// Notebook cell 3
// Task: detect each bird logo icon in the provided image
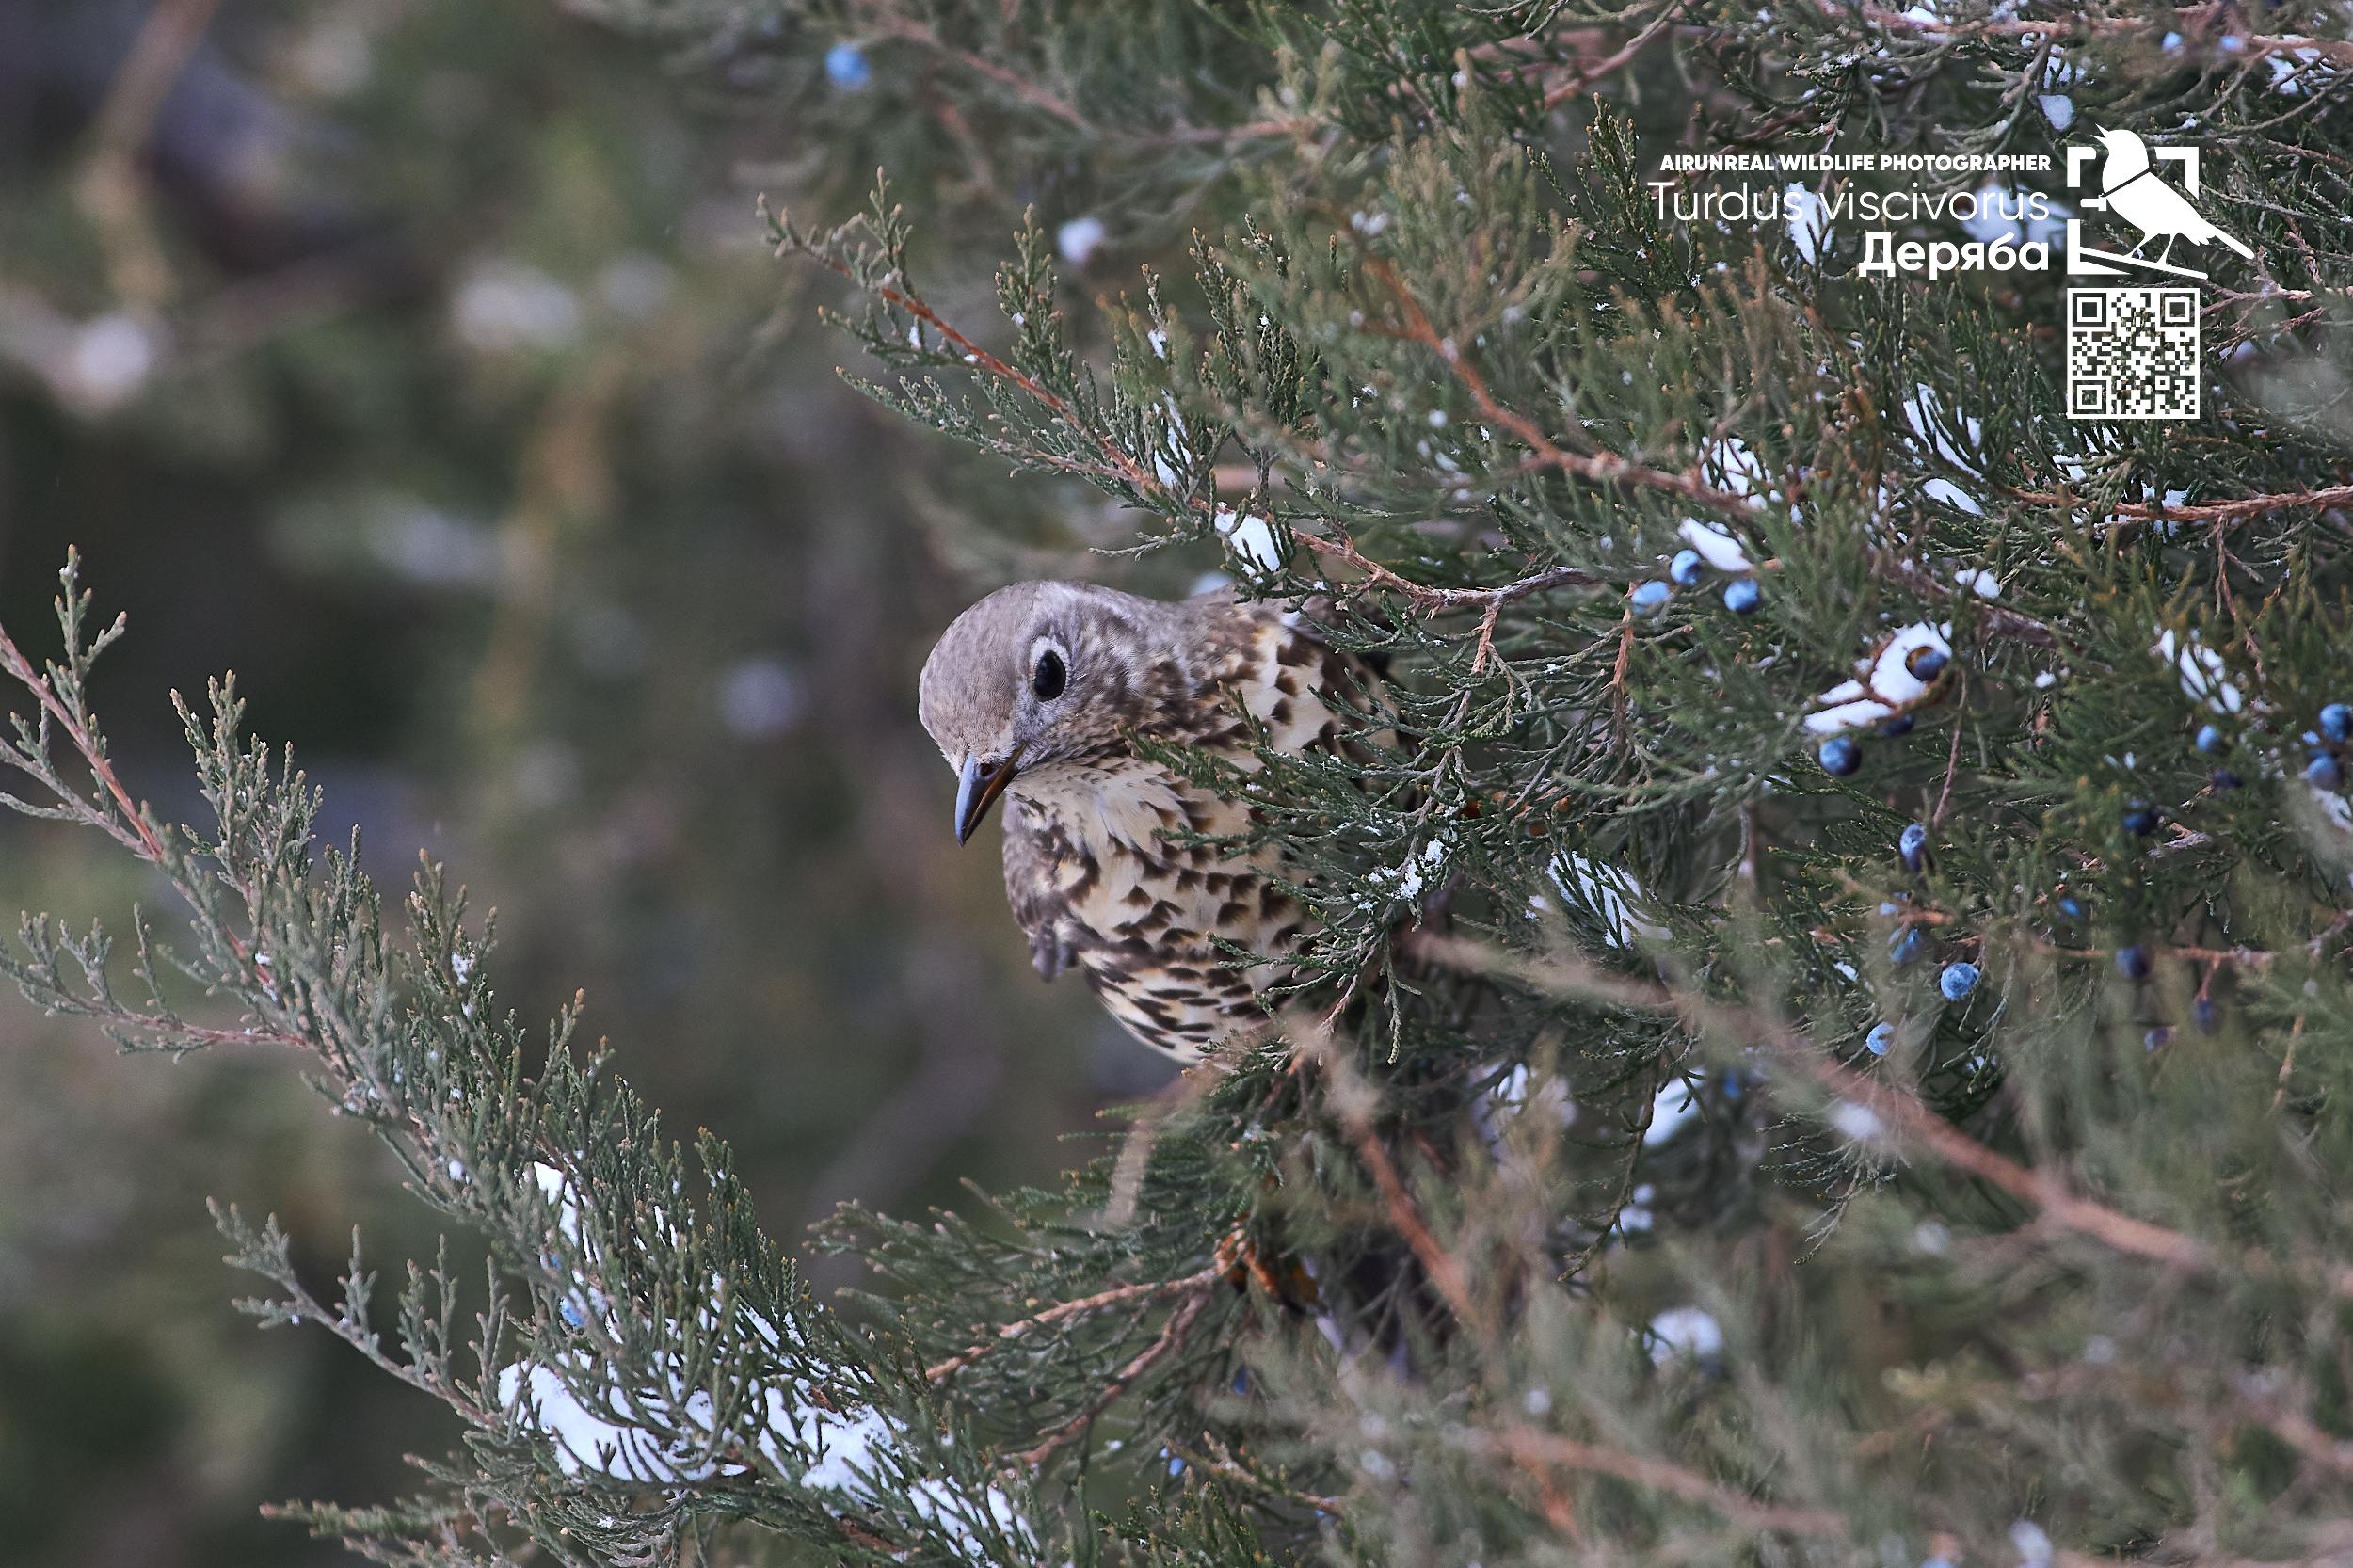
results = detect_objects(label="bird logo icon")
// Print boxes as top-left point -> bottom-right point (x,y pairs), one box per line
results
2068,129 -> 2253,279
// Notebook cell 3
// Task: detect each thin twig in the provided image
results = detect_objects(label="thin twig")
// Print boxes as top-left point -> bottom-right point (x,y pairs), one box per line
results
1870,551 -> 2064,649
1362,258 -> 1755,519
1160,1442 -> 1344,1514
926,1266 -> 1225,1384
0,621 -> 165,861
2274,1009 -> 2309,1113
779,232 -> 1167,502
1291,1019 -> 1481,1328
785,227 -> 1678,641
2013,482 -> 2353,528
1540,2 -> 1686,107
1929,707 -> 1964,828
1290,530 -> 1599,621
1466,1426 -> 1843,1536
1348,1115 -> 1479,1324
1859,4 -> 2353,70
1011,1288 -> 1215,1468
871,14 -> 1308,145
1409,936 -> 2273,1287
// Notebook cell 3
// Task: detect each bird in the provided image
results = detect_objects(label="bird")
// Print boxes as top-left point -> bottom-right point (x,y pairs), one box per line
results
917,581 -> 1378,1062
2091,128 -> 2253,267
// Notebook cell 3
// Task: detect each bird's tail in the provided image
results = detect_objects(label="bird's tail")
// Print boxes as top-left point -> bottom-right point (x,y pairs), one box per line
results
2212,227 -> 2255,260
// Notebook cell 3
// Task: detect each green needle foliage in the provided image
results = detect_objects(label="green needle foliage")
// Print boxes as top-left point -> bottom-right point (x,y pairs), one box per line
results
8,3 -> 2353,1565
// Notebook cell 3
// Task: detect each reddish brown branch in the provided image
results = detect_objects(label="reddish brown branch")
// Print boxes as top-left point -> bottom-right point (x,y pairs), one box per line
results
871,15 -> 1309,145
870,16 -> 1095,134
0,619 -> 166,862
1290,531 -> 1598,627
1362,258 -> 1755,519
1289,1018 -> 1483,1329
1470,600 -> 1504,675
1408,937 -> 2269,1286
785,226 -> 1714,642
1346,1114 -> 1480,1325
2047,937 -> 2280,972
2013,482 -> 2353,528
1930,709 -> 1964,828
2116,483 -> 2353,523
0,590 -> 333,1058
1858,4 -> 2353,69
1540,3 -> 1686,108
1011,1286 -> 1215,1468
927,1266 -> 1225,1384
1870,551 -> 2062,649
1473,1426 -> 1844,1536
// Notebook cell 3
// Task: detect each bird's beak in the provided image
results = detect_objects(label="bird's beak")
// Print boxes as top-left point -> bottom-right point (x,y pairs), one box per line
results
953,751 -> 1020,844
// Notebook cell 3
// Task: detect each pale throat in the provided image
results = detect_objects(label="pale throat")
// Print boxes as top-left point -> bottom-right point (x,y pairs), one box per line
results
1007,753 -> 1189,853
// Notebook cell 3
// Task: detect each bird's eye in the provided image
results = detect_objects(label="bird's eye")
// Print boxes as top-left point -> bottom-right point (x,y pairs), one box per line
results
1031,648 -> 1067,701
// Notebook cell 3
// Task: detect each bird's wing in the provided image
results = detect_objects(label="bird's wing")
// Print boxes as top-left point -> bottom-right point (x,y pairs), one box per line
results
1186,595 -> 1390,760
1276,610 -> 1396,764
1001,804 -> 1081,981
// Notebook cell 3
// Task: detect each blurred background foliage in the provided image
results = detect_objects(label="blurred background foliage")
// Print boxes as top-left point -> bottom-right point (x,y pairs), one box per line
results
0,2 -> 1204,1560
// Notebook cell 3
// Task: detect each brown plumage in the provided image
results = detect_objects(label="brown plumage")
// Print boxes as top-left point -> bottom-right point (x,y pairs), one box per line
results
918,581 -> 1374,1062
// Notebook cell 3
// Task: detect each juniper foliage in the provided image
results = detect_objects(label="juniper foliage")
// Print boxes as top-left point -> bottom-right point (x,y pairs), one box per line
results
8,3 -> 2353,1566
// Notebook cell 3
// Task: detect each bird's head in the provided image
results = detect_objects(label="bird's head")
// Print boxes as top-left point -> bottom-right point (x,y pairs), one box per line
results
2096,127 -> 2145,158
918,581 -> 1155,842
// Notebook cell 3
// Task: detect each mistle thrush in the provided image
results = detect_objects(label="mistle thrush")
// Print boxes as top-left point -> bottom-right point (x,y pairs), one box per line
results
918,581 -> 1375,1062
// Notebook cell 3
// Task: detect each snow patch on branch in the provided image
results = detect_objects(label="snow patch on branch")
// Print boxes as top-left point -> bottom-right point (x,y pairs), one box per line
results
2153,628 -> 2246,714
503,1167 -> 1032,1557
1923,478 -> 1983,516
1642,1077 -> 1702,1147
2268,44 -> 2324,95
1701,438 -> 1773,510
1212,505 -> 1282,571
1785,184 -> 1829,264
497,1350 -> 1030,1559
1676,517 -> 1755,572
1545,853 -> 1667,948
1804,622 -> 1951,735
1376,836 -> 1451,902
1901,385 -> 1982,472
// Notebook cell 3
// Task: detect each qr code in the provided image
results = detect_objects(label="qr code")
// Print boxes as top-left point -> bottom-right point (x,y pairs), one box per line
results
2067,287 -> 2200,420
